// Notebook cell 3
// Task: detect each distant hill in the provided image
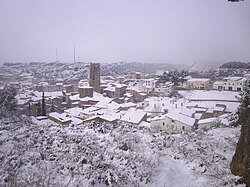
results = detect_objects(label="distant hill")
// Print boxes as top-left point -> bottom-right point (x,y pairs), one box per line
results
220,61 -> 250,69
2,62 -> 23,66
100,62 -> 184,76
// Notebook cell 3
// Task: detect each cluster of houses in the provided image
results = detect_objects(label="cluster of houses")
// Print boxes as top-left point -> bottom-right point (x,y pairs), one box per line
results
2,63 -> 248,133
183,75 -> 250,91
149,103 -> 229,132
44,89 -> 237,133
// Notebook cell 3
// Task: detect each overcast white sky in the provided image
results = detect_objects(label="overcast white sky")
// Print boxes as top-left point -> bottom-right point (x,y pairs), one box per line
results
0,0 -> 249,64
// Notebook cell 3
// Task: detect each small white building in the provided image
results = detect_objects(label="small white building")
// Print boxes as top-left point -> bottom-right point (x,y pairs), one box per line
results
213,81 -> 224,91
197,117 -> 216,130
153,87 -> 172,96
185,78 -> 211,90
150,111 -> 196,133
223,77 -> 246,91
144,78 -> 158,88
149,115 -> 167,132
48,112 -> 72,126
79,106 -> 103,119
139,79 -> 159,94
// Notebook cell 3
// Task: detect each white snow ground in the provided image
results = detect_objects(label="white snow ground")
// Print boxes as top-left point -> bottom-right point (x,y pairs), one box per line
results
151,158 -> 208,187
0,117 -> 245,187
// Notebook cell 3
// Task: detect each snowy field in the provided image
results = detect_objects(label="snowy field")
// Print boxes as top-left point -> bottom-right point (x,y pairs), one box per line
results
0,117 -> 244,187
179,90 -> 240,102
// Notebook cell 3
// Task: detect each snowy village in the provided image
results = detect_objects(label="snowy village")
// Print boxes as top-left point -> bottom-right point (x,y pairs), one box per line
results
0,61 -> 250,186
2,62 -> 248,132
1,0 -> 250,186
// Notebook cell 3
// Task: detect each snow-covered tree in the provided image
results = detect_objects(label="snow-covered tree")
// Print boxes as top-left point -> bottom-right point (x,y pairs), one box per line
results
36,101 -> 42,116
0,86 -> 18,118
0,116 -> 243,187
237,80 -> 250,118
41,92 -> 46,116
27,103 -> 32,116
50,100 -> 55,113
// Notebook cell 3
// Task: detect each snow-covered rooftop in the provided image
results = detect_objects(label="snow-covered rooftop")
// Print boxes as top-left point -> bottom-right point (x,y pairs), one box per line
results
150,115 -> 166,121
32,91 -> 63,99
187,78 -> 210,82
193,107 -> 207,112
213,106 -> 225,112
180,108 -> 195,117
166,111 -> 196,126
225,76 -> 242,81
64,107 -> 83,117
121,108 -> 147,124
61,113 -> 82,125
104,86 -> 115,92
49,112 -> 71,123
84,115 -> 118,122
69,94 -> 80,101
78,85 -> 93,89
213,81 -> 224,85
118,102 -> 137,109
179,90 -> 239,102
198,117 -> 216,124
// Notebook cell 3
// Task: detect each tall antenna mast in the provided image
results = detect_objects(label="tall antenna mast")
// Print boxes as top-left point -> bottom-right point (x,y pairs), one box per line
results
74,46 -> 76,63
144,62 -> 145,80
56,47 -> 58,62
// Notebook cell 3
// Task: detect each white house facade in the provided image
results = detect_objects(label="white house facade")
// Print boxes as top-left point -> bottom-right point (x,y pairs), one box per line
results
185,78 -> 211,90
150,111 -> 196,133
223,77 -> 247,91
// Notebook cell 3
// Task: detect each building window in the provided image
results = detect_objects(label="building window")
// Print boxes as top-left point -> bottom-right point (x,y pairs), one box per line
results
182,126 -> 185,130
237,88 -> 241,91
162,122 -> 165,126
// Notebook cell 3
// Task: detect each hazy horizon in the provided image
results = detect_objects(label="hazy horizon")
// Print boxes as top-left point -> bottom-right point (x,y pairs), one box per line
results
0,0 -> 250,64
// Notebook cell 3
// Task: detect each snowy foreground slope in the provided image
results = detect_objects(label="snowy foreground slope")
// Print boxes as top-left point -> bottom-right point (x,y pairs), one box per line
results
0,117 -> 244,187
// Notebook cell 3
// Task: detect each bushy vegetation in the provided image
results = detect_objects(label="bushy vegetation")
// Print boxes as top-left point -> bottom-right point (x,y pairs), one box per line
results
101,62 -> 183,76
158,70 -> 188,86
220,61 -> 250,69
237,80 -> 250,118
0,118 -> 242,186
0,86 -> 18,118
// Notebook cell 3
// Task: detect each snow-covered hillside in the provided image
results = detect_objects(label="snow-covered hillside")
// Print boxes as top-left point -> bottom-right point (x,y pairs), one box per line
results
0,117 -> 244,186
0,62 -> 183,84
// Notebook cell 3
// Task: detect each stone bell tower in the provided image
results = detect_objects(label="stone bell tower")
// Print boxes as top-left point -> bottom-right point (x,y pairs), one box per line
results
89,63 -> 101,93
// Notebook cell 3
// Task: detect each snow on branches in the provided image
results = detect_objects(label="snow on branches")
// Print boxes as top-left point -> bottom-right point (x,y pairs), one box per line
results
0,118 -> 243,186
